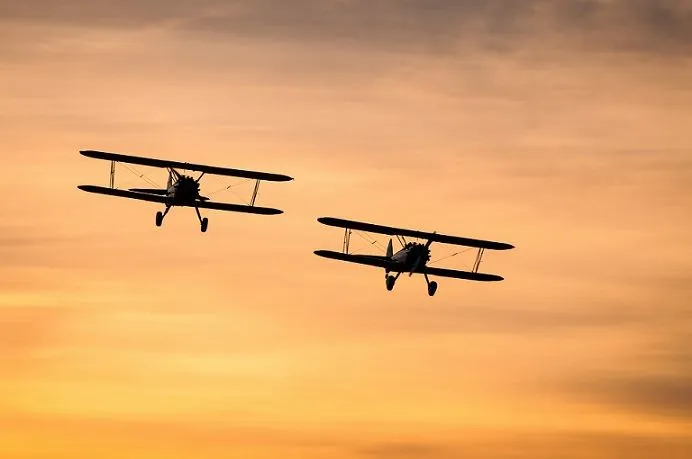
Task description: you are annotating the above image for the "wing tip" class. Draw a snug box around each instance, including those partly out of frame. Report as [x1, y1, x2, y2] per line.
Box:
[317, 216, 342, 225]
[80, 149, 106, 157]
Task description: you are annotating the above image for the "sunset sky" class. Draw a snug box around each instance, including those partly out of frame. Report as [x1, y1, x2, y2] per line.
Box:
[1, 1, 692, 458]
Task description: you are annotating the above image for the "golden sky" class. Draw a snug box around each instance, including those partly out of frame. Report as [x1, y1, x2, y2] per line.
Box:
[1, 1, 692, 458]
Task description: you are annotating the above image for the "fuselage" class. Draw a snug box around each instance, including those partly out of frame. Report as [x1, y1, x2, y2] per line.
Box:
[166, 176, 202, 205]
[391, 243, 431, 270]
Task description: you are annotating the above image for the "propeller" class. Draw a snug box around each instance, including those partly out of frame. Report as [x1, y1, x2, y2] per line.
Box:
[409, 233, 436, 277]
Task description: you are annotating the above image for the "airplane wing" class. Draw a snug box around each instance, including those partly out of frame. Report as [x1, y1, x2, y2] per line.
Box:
[317, 217, 514, 250]
[314, 250, 504, 282]
[78, 185, 167, 204]
[80, 150, 293, 182]
[422, 266, 504, 282]
[79, 185, 283, 215]
[129, 188, 168, 195]
[313, 250, 396, 270]
[194, 200, 283, 215]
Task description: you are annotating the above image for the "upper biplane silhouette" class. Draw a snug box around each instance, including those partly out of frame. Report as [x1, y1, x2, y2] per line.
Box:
[78, 150, 293, 232]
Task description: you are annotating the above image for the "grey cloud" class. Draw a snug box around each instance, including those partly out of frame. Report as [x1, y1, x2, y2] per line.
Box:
[359, 442, 452, 459]
[357, 433, 692, 459]
[565, 337, 692, 420]
[581, 373, 692, 418]
[1, 1, 691, 55]
[366, 303, 639, 335]
[183, 0, 692, 55]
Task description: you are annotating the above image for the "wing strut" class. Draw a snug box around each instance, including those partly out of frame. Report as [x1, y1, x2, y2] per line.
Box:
[342, 228, 352, 254]
[472, 248, 485, 273]
[109, 160, 116, 189]
[250, 179, 261, 206]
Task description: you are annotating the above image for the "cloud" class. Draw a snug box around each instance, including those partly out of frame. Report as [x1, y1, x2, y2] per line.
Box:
[357, 432, 692, 459]
[564, 334, 692, 420]
[1, 1, 691, 55]
[359, 442, 451, 459]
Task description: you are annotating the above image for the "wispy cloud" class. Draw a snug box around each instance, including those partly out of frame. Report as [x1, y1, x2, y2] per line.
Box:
[3, 1, 690, 55]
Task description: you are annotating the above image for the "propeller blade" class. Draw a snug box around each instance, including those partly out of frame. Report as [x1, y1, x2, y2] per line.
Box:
[425, 232, 436, 249]
[410, 232, 436, 276]
[169, 168, 182, 180]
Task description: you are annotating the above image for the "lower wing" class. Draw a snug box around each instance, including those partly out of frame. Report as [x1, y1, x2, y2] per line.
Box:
[314, 250, 504, 282]
[78, 185, 282, 215]
[314, 250, 396, 269]
[423, 266, 504, 282]
[194, 200, 283, 215]
[78, 185, 167, 204]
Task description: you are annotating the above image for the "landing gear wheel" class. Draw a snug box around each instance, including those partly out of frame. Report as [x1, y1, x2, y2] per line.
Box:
[427, 281, 438, 297]
[155, 211, 163, 227]
[386, 275, 396, 291]
[200, 217, 208, 233]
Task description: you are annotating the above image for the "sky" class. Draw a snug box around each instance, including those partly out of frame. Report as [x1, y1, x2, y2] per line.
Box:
[1, 1, 692, 458]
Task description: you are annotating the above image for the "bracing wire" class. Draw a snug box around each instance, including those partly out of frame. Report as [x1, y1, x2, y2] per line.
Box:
[207, 178, 253, 196]
[429, 247, 473, 265]
[122, 164, 160, 187]
[207, 178, 254, 205]
[353, 231, 386, 252]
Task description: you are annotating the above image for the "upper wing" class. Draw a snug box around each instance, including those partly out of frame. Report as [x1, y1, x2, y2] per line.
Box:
[423, 266, 504, 282]
[194, 200, 283, 215]
[317, 217, 514, 250]
[314, 250, 395, 269]
[80, 150, 293, 182]
[78, 185, 167, 204]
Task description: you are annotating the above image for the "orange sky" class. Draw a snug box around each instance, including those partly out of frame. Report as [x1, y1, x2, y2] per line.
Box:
[2, 1, 692, 458]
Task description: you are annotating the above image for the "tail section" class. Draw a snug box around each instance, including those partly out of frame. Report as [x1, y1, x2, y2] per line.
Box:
[385, 238, 393, 275]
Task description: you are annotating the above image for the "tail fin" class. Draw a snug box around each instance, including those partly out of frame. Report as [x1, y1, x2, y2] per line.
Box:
[385, 238, 394, 275]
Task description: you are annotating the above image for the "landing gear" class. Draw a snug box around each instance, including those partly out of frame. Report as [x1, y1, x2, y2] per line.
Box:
[424, 273, 438, 297]
[155, 207, 171, 227]
[385, 272, 401, 292]
[427, 281, 438, 297]
[195, 207, 208, 233]
[386, 275, 396, 291]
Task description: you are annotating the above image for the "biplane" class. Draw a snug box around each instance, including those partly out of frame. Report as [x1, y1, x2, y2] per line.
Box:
[78, 150, 293, 232]
[314, 217, 514, 296]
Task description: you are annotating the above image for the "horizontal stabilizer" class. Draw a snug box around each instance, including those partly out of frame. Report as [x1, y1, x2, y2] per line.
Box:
[314, 250, 394, 269]
[129, 188, 168, 195]
[78, 185, 167, 204]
